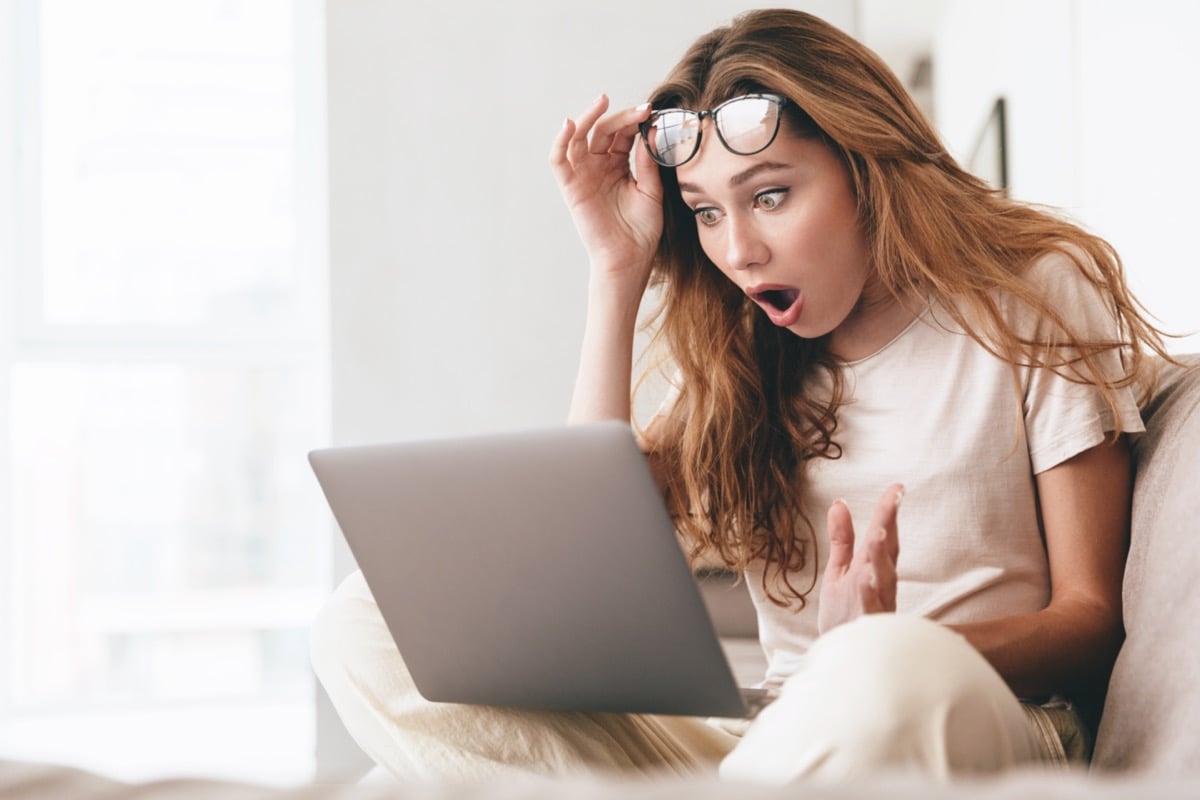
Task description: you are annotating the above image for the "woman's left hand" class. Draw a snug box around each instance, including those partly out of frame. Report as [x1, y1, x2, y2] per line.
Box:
[817, 484, 904, 635]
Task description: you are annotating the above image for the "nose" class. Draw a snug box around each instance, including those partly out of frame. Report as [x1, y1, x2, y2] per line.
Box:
[724, 214, 769, 272]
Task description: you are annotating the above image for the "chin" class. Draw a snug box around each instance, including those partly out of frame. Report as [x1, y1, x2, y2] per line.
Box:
[784, 321, 833, 341]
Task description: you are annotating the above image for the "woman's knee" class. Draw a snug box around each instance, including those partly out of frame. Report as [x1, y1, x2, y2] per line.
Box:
[806, 614, 1003, 698]
[721, 614, 1039, 783]
[802, 615, 1036, 757]
[310, 570, 363, 677]
[309, 570, 419, 704]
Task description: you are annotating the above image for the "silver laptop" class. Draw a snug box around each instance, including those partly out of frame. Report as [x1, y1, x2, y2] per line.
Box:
[309, 420, 771, 718]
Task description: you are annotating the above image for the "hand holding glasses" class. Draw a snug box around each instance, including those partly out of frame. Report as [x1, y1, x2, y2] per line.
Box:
[548, 92, 791, 289]
[549, 94, 665, 286]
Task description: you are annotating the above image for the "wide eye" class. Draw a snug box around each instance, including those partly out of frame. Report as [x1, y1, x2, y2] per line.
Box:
[755, 189, 787, 210]
[694, 207, 724, 226]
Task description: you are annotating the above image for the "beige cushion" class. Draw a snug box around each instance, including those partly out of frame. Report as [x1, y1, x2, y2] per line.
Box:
[1092, 357, 1200, 772]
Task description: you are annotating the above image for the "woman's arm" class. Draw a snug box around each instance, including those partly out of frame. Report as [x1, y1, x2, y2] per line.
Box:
[822, 436, 1131, 698]
[567, 274, 645, 424]
[548, 94, 663, 425]
[950, 434, 1132, 698]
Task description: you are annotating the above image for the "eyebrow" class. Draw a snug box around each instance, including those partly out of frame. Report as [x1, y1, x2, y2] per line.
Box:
[677, 161, 794, 195]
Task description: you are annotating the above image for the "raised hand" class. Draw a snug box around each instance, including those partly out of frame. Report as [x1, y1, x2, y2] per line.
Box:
[817, 484, 904, 636]
[548, 94, 664, 293]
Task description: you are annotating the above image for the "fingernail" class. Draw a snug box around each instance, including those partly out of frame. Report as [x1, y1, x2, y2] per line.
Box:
[833, 498, 849, 509]
[562, 117, 570, 131]
[894, 488, 905, 509]
[636, 102, 650, 112]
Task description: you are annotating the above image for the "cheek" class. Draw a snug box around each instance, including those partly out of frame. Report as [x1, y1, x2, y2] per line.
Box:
[800, 218, 870, 306]
[814, 204, 868, 275]
[695, 229, 731, 277]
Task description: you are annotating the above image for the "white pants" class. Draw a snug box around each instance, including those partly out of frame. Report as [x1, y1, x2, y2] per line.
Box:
[310, 570, 1070, 784]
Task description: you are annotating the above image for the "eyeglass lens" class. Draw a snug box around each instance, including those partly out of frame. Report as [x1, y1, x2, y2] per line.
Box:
[713, 96, 778, 155]
[644, 112, 701, 168]
[644, 95, 781, 167]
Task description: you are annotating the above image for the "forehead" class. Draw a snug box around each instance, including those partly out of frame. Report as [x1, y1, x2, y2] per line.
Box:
[674, 129, 833, 192]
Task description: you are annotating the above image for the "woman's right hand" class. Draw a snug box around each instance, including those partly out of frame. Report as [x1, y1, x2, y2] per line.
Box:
[549, 94, 664, 294]
[817, 485, 904, 636]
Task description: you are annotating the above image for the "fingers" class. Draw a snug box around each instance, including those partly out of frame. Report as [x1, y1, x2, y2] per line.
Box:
[548, 116, 577, 186]
[549, 94, 608, 187]
[552, 94, 652, 172]
[631, 130, 663, 203]
[828, 486, 902, 617]
[825, 499, 855, 578]
[853, 541, 893, 615]
[865, 483, 903, 564]
[861, 484, 902, 612]
[566, 93, 610, 164]
[594, 102, 652, 156]
[865, 528, 898, 612]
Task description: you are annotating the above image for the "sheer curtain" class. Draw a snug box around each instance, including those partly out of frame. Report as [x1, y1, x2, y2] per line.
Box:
[0, 0, 329, 785]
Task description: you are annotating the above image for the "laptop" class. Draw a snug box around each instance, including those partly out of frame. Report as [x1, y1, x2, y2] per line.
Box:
[308, 420, 773, 718]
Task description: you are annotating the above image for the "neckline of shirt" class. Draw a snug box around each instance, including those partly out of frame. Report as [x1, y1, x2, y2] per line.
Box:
[836, 302, 934, 368]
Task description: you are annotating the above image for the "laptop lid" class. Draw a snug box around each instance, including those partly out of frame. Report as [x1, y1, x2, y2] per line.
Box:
[309, 420, 749, 718]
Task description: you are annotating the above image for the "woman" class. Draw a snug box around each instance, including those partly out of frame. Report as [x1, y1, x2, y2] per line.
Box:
[312, 8, 1172, 782]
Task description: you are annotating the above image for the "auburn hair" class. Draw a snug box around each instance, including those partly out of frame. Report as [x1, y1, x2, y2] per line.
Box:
[636, 8, 1173, 605]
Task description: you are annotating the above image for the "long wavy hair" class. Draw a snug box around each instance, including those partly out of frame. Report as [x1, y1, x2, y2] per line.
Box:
[638, 8, 1173, 605]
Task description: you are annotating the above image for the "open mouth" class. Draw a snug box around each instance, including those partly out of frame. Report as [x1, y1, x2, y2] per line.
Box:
[749, 285, 803, 327]
[756, 288, 800, 313]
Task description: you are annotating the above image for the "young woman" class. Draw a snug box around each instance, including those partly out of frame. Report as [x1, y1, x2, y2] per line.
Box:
[312, 8, 1172, 783]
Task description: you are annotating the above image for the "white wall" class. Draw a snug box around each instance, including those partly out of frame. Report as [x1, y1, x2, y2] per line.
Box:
[934, 0, 1078, 211]
[1076, 0, 1200, 352]
[935, 0, 1199, 352]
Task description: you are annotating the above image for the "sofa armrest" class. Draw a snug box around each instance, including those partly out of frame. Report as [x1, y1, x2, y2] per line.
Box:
[1093, 355, 1200, 772]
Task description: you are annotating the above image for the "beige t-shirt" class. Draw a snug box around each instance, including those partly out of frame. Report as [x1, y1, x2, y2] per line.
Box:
[739, 252, 1145, 689]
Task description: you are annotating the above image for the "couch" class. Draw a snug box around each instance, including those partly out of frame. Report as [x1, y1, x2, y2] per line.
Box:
[2, 357, 1197, 797]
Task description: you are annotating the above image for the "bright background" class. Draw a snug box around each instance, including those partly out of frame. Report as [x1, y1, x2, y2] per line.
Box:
[0, 0, 1196, 787]
[0, 0, 328, 786]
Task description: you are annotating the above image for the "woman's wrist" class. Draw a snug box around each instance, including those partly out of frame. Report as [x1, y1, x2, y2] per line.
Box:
[587, 263, 650, 308]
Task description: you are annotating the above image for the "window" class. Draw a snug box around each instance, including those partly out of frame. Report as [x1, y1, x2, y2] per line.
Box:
[0, 0, 329, 784]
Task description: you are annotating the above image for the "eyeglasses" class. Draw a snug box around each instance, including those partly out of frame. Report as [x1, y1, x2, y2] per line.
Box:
[639, 93, 789, 168]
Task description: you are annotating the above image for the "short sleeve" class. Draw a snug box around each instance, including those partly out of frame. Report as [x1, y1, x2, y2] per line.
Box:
[1017, 252, 1144, 474]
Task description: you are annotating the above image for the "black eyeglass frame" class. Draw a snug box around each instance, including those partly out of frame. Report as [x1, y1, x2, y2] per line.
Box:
[638, 93, 791, 168]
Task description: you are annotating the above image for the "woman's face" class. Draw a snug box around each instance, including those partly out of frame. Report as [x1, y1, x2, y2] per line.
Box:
[675, 123, 891, 358]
